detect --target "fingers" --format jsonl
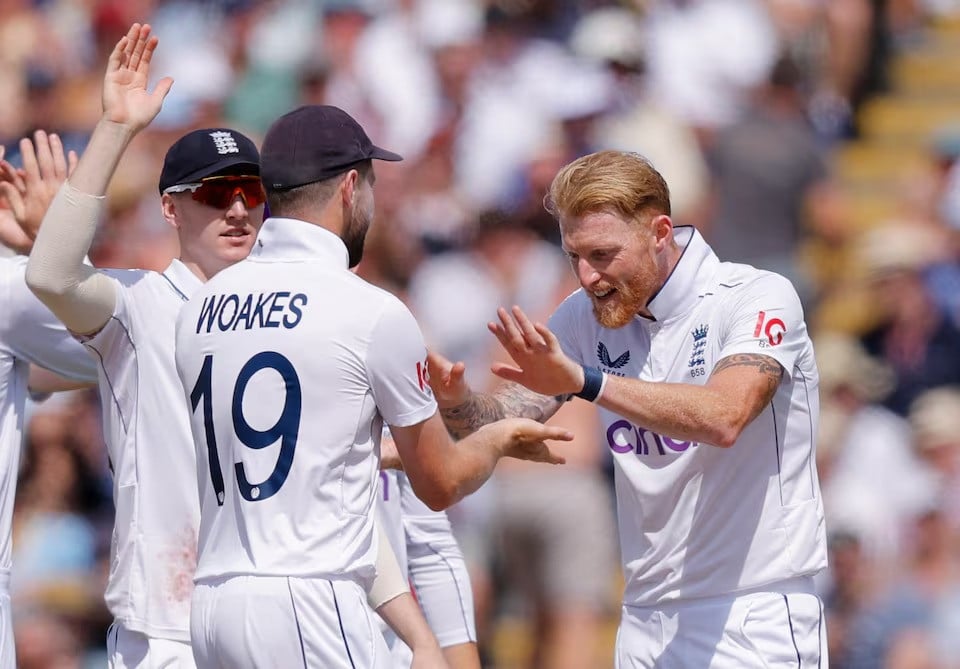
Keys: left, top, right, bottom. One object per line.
{"left": 66, "top": 150, "right": 78, "bottom": 176}
{"left": 31, "top": 130, "right": 55, "bottom": 183}
{"left": 512, "top": 306, "right": 547, "bottom": 348}
{"left": 128, "top": 24, "right": 151, "bottom": 72}
{"left": 490, "top": 362, "right": 522, "bottom": 383}
{"left": 140, "top": 34, "right": 160, "bottom": 74}
{"left": 19, "top": 136, "right": 39, "bottom": 188}
{"left": 0, "top": 182, "right": 25, "bottom": 222}
{"left": 48, "top": 132, "right": 67, "bottom": 179}
{"left": 152, "top": 75, "right": 174, "bottom": 103}
{"left": 0, "top": 159, "right": 24, "bottom": 194}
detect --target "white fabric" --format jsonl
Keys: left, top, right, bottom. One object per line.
{"left": 615, "top": 578, "right": 826, "bottom": 668}
{"left": 106, "top": 622, "right": 196, "bottom": 669}
{"left": 83, "top": 259, "right": 204, "bottom": 642}
{"left": 549, "top": 227, "right": 826, "bottom": 609}
{"left": 377, "top": 470, "right": 476, "bottom": 664}
{"left": 190, "top": 576, "right": 391, "bottom": 669}
{"left": 175, "top": 217, "right": 436, "bottom": 590}
{"left": 0, "top": 257, "right": 97, "bottom": 669}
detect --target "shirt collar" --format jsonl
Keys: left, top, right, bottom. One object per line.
{"left": 249, "top": 217, "right": 349, "bottom": 268}
{"left": 645, "top": 226, "right": 719, "bottom": 323}
{"left": 163, "top": 258, "right": 203, "bottom": 299}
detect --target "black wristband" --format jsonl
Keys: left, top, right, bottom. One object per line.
{"left": 573, "top": 366, "right": 604, "bottom": 402}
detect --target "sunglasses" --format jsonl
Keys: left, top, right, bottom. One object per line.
{"left": 164, "top": 176, "right": 266, "bottom": 210}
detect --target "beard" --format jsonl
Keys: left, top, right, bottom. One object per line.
{"left": 342, "top": 202, "right": 372, "bottom": 268}
{"left": 590, "top": 269, "right": 653, "bottom": 329}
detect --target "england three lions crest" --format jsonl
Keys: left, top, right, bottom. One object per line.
{"left": 688, "top": 325, "right": 708, "bottom": 368}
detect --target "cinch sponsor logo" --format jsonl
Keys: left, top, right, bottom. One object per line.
{"left": 606, "top": 419, "right": 697, "bottom": 455}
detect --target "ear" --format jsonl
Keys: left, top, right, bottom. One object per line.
{"left": 161, "top": 193, "right": 181, "bottom": 230}
{"left": 652, "top": 214, "right": 673, "bottom": 250}
{"left": 340, "top": 169, "right": 359, "bottom": 209}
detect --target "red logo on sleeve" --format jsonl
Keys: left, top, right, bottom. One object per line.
{"left": 753, "top": 311, "right": 786, "bottom": 346}
{"left": 416, "top": 358, "right": 429, "bottom": 392}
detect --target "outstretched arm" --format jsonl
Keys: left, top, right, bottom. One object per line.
{"left": 26, "top": 23, "right": 173, "bottom": 335}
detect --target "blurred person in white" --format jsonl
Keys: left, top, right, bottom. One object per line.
{"left": 570, "top": 5, "right": 711, "bottom": 229}
{"left": 430, "top": 150, "right": 828, "bottom": 667}
{"left": 377, "top": 457, "right": 481, "bottom": 669}
{"left": 0, "top": 131, "right": 98, "bottom": 669}
{"left": 643, "top": 0, "right": 780, "bottom": 138}
{"left": 814, "top": 333, "right": 934, "bottom": 570}
{"left": 27, "top": 23, "right": 460, "bottom": 667}
{"left": 908, "top": 387, "right": 960, "bottom": 536}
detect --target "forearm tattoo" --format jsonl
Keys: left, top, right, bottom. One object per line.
{"left": 440, "top": 382, "right": 565, "bottom": 439}
{"left": 711, "top": 353, "right": 784, "bottom": 405}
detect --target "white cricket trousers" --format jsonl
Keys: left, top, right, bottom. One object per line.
{"left": 615, "top": 576, "right": 828, "bottom": 668}
{"left": 106, "top": 622, "right": 196, "bottom": 668}
{"left": 190, "top": 575, "right": 392, "bottom": 669}
{"left": 0, "top": 576, "right": 14, "bottom": 669}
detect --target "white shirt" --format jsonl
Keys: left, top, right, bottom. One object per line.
{"left": 83, "top": 259, "right": 203, "bottom": 641}
{"left": 377, "top": 470, "right": 476, "bottom": 662}
{"left": 550, "top": 227, "right": 826, "bottom": 607}
{"left": 0, "top": 257, "right": 97, "bottom": 584}
{"left": 175, "top": 218, "right": 436, "bottom": 587}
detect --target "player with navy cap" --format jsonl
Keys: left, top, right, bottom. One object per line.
{"left": 175, "top": 101, "right": 572, "bottom": 668}
{"left": 26, "top": 24, "right": 264, "bottom": 667}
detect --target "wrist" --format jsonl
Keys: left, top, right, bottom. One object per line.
{"left": 96, "top": 117, "right": 139, "bottom": 142}
{"left": 573, "top": 365, "right": 606, "bottom": 402}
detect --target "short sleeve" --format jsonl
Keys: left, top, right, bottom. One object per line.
{"left": 718, "top": 272, "right": 808, "bottom": 379}
{"left": 367, "top": 298, "right": 437, "bottom": 427}
{"left": 81, "top": 270, "right": 142, "bottom": 362}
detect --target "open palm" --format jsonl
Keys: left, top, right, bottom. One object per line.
{"left": 101, "top": 23, "right": 173, "bottom": 131}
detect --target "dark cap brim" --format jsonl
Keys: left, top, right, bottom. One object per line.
{"left": 370, "top": 146, "right": 403, "bottom": 162}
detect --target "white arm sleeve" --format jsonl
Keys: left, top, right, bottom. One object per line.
{"left": 25, "top": 181, "right": 117, "bottom": 335}
{"left": 367, "top": 509, "right": 410, "bottom": 610}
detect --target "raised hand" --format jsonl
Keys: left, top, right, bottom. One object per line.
{"left": 0, "top": 146, "right": 31, "bottom": 253}
{"left": 0, "top": 131, "right": 78, "bottom": 247}
{"left": 101, "top": 23, "right": 173, "bottom": 131}
{"left": 488, "top": 306, "right": 584, "bottom": 397}
{"left": 426, "top": 349, "right": 471, "bottom": 408}
{"left": 480, "top": 417, "right": 571, "bottom": 465}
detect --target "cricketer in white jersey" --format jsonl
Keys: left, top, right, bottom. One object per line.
{"left": 0, "top": 256, "right": 98, "bottom": 668}
{"left": 377, "top": 468, "right": 477, "bottom": 666}
{"left": 431, "top": 150, "right": 828, "bottom": 668}
{"left": 176, "top": 218, "right": 434, "bottom": 668}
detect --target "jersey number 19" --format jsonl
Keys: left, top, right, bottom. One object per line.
{"left": 190, "top": 351, "right": 301, "bottom": 505}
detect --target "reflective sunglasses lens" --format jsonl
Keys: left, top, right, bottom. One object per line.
{"left": 193, "top": 180, "right": 265, "bottom": 209}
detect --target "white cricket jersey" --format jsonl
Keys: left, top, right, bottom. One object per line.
{"left": 377, "top": 470, "right": 476, "bottom": 659}
{"left": 83, "top": 259, "right": 203, "bottom": 641}
{"left": 0, "top": 257, "right": 97, "bottom": 583}
{"left": 175, "top": 217, "right": 436, "bottom": 588}
{"left": 549, "top": 227, "right": 826, "bottom": 607}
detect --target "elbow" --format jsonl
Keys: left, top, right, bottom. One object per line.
{"left": 422, "top": 485, "right": 457, "bottom": 512}
{"left": 24, "top": 259, "right": 64, "bottom": 300}
{"left": 708, "top": 419, "right": 748, "bottom": 449}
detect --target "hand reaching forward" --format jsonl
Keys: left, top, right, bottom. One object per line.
{"left": 0, "top": 131, "right": 78, "bottom": 249}
{"left": 102, "top": 23, "right": 173, "bottom": 131}
{"left": 426, "top": 349, "right": 471, "bottom": 408}
{"left": 488, "top": 306, "right": 585, "bottom": 397}
{"left": 478, "top": 417, "right": 571, "bottom": 465}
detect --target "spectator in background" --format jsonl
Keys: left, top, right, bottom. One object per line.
{"left": 856, "top": 223, "right": 960, "bottom": 415}
{"left": 704, "top": 52, "right": 831, "bottom": 302}
{"left": 814, "top": 333, "right": 934, "bottom": 567}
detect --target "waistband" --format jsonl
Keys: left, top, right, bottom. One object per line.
{"left": 625, "top": 576, "right": 817, "bottom": 613}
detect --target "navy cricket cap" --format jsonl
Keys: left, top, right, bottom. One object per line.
{"left": 158, "top": 128, "right": 260, "bottom": 194}
{"left": 260, "top": 105, "right": 402, "bottom": 190}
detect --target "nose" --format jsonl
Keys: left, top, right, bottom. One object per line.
{"left": 576, "top": 258, "right": 600, "bottom": 287}
{"left": 225, "top": 192, "right": 249, "bottom": 220}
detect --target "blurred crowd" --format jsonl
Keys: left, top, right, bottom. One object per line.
{"left": 4, "top": 0, "right": 960, "bottom": 667}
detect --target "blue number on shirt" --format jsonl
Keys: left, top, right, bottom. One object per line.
{"left": 190, "top": 354, "right": 226, "bottom": 506}
{"left": 189, "top": 351, "right": 301, "bottom": 504}
{"left": 232, "top": 351, "right": 301, "bottom": 502}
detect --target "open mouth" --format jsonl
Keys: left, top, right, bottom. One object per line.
{"left": 221, "top": 229, "right": 249, "bottom": 238}
{"left": 593, "top": 287, "right": 617, "bottom": 302}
